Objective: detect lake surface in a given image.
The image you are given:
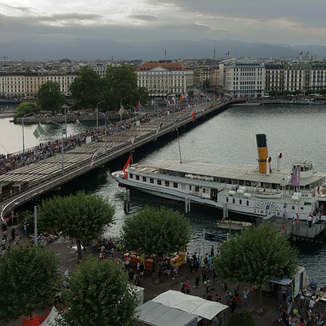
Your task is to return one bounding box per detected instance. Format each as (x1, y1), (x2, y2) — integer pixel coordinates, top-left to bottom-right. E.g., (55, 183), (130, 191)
(2, 103), (326, 286)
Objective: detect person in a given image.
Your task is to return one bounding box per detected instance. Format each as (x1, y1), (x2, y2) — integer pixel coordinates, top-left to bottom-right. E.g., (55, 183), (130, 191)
(296, 213), (300, 224)
(195, 271), (200, 287)
(139, 262), (145, 276)
(202, 266), (207, 283)
(215, 293), (221, 302)
(206, 278), (211, 295)
(299, 318), (305, 326)
(210, 245), (214, 257)
(128, 269), (134, 282)
(243, 288), (249, 305)
(225, 289), (233, 304)
(234, 287), (240, 305)
(306, 316), (314, 326)
(282, 223), (285, 231)
(308, 213), (313, 228)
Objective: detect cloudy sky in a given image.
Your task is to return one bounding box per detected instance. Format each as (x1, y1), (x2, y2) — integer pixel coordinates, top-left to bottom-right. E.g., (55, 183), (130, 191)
(1, 0), (326, 60)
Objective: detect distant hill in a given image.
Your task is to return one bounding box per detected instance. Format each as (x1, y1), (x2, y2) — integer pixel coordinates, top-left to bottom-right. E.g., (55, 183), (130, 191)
(1, 38), (326, 61)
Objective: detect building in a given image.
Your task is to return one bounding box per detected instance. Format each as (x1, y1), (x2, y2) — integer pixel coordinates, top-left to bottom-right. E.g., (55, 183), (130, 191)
(221, 59), (265, 98)
(136, 62), (193, 98)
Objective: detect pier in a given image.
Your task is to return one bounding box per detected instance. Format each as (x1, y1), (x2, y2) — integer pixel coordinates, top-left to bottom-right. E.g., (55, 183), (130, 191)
(0, 100), (232, 218)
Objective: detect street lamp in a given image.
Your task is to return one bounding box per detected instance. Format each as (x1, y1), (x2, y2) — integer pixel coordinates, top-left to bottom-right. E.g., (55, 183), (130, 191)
(50, 121), (64, 175)
(96, 100), (105, 128)
(62, 104), (69, 139)
(22, 112), (34, 156)
(120, 96), (128, 122)
(102, 113), (112, 154)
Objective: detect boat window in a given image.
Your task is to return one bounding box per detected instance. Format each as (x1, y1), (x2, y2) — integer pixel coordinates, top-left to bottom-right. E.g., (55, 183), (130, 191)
(143, 177), (146, 182)
(150, 178), (154, 184)
(246, 200), (249, 206)
(195, 186), (199, 192)
(189, 185), (192, 190)
(226, 197), (229, 202)
(165, 181), (169, 187)
(173, 182), (178, 188)
(233, 198), (235, 204)
(203, 188), (206, 193)
(157, 180), (162, 185)
(300, 207), (304, 210)
(136, 175), (139, 180)
(292, 206), (295, 210)
(130, 174), (133, 179)
(239, 199), (242, 205)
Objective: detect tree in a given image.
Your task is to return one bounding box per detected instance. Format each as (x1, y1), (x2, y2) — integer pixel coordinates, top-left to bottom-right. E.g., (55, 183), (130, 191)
(121, 206), (190, 284)
(104, 64), (149, 111)
(0, 245), (60, 324)
(37, 191), (115, 261)
(213, 223), (298, 312)
(58, 256), (138, 326)
(69, 66), (103, 110)
(36, 81), (66, 113)
(226, 310), (255, 326)
(13, 102), (41, 123)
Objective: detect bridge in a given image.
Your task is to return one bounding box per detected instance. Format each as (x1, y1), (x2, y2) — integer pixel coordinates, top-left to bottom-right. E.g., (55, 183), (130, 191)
(0, 100), (233, 218)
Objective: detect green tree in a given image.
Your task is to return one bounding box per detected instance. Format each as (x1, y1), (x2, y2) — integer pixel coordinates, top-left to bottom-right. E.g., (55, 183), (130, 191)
(69, 66), (103, 110)
(0, 245), (60, 324)
(122, 206), (190, 284)
(58, 256), (138, 326)
(38, 191), (115, 261)
(226, 310), (255, 326)
(104, 64), (149, 111)
(13, 102), (41, 123)
(36, 81), (66, 113)
(213, 223), (298, 312)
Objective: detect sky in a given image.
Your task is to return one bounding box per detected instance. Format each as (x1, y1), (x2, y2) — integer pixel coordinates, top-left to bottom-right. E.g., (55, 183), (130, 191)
(1, 0), (326, 60)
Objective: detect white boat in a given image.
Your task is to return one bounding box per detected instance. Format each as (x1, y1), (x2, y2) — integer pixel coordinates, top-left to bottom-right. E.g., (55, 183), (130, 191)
(112, 134), (326, 222)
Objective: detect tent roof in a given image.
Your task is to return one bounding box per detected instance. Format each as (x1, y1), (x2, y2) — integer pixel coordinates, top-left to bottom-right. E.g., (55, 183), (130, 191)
(152, 290), (228, 320)
(138, 301), (197, 326)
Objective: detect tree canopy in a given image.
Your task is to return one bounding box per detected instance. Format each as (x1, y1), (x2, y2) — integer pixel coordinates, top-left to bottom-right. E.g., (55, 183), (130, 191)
(69, 66), (103, 110)
(213, 223), (298, 310)
(36, 80), (66, 113)
(122, 205), (190, 284)
(226, 310), (255, 326)
(0, 244), (60, 324)
(13, 102), (41, 123)
(37, 191), (115, 260)
(58, 256), (138, 326)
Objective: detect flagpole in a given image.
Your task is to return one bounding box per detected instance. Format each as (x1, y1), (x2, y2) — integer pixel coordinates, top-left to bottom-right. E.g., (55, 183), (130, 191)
(50, 121), (64, 174)
(22, 112), (34, 155)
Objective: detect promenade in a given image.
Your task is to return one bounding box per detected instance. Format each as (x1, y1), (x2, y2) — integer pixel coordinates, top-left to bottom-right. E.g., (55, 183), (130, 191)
(0, 99), (232, 218)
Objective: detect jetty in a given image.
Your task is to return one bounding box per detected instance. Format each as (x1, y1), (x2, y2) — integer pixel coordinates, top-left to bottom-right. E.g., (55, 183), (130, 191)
(0, 100), (231, 218)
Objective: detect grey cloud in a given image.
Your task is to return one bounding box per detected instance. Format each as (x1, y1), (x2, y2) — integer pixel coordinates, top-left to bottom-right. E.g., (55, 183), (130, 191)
(128, 14), (158, 22)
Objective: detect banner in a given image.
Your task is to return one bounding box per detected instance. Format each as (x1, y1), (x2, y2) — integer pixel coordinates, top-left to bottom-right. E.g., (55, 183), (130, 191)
(89, 148), (98, 168)
(291, 166), (300, 187)
(33, 123), (45, 139)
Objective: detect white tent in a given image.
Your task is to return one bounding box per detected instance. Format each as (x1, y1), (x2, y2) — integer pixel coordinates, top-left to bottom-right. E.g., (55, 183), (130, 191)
(152, 290), (228, 320)
(40, 306), (60, 326)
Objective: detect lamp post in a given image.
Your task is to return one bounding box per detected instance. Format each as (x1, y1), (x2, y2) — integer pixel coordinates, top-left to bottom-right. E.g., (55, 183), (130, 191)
(96, 100), (105, 128)
(62, 104), (69, 139)
(50, 121), (64, 175)
(102, 113), (112, 154)
(22, 112), (34, 156)
(120, 96), (128, 122)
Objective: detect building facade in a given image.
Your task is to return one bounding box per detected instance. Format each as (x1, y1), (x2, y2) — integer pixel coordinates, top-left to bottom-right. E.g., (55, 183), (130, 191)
(136, 62), (194, 98)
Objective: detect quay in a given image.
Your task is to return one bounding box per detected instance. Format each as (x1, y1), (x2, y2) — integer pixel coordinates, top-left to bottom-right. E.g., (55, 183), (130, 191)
(0, 100), (232, 218)
(257, 214), (326, 241)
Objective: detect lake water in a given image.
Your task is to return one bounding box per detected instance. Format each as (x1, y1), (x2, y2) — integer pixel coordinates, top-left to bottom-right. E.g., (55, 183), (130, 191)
(2, 103), (326, 286)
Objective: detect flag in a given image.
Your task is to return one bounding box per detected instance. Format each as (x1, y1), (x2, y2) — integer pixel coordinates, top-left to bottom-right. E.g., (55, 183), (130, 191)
(171, 97), (175, 104)
(135, 102), (141, 112)
(299, 51), (303, 55)
(119, 106), (124, 115)
(164, 98), (168, 104)
(306, 51), (310, 55)
(180, 94), (185, 101)
(89, 148), (98, 168)
(123, 154), (132, 179)
(226, 51), (230, 55)
(33, 123), (45, 139)
(75, 119), (80, 125)
(291, 166), (300, 187)
(191, 111), (196, 122)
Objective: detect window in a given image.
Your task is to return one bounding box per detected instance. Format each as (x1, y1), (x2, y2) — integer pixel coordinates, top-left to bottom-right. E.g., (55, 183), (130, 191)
(136, 175), (139, 180)
(157, 180), (162, 185)
(239, 199), (242, 205)
(165, 181), (169, 187)
(226, 197), (229, 203)
(173, 182), (178, 188)
(189, 185), (192, 191)
(246, 201), (249, 206)
(142, 177), (146, 182)
(150, 178), (154, 184)
(233, 198), (235, 204)
(130, 174), (133, 179)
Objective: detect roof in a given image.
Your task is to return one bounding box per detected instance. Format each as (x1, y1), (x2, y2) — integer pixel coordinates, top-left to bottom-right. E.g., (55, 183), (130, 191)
(138, 160), (324, 187)
(152, 290), (228, 320)
(137, 301), (197, 326)
(136, 62), (190, 72)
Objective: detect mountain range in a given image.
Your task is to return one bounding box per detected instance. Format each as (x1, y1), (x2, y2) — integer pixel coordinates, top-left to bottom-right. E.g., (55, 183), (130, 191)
(1, 39), (326, 61)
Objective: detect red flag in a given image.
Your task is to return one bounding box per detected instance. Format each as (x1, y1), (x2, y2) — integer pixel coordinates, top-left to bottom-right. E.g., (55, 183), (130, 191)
(164, 98), (167, 104)
(191, 111), (196, 122)
(299, 51), (303, 55)
(123, 154), (132, 179)
(226, 51), (230, 55)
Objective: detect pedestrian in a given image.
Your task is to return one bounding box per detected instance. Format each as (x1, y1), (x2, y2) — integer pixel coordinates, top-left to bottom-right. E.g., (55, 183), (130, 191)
(308, 213), (313, 228)
(243, 288), (249, 305)
(195, 271), (200, 287)
(202, 266), (207, 283)
(206, 278), (211, 295)
(282, 223), (285, 231)
(210, 245), (214, 257)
